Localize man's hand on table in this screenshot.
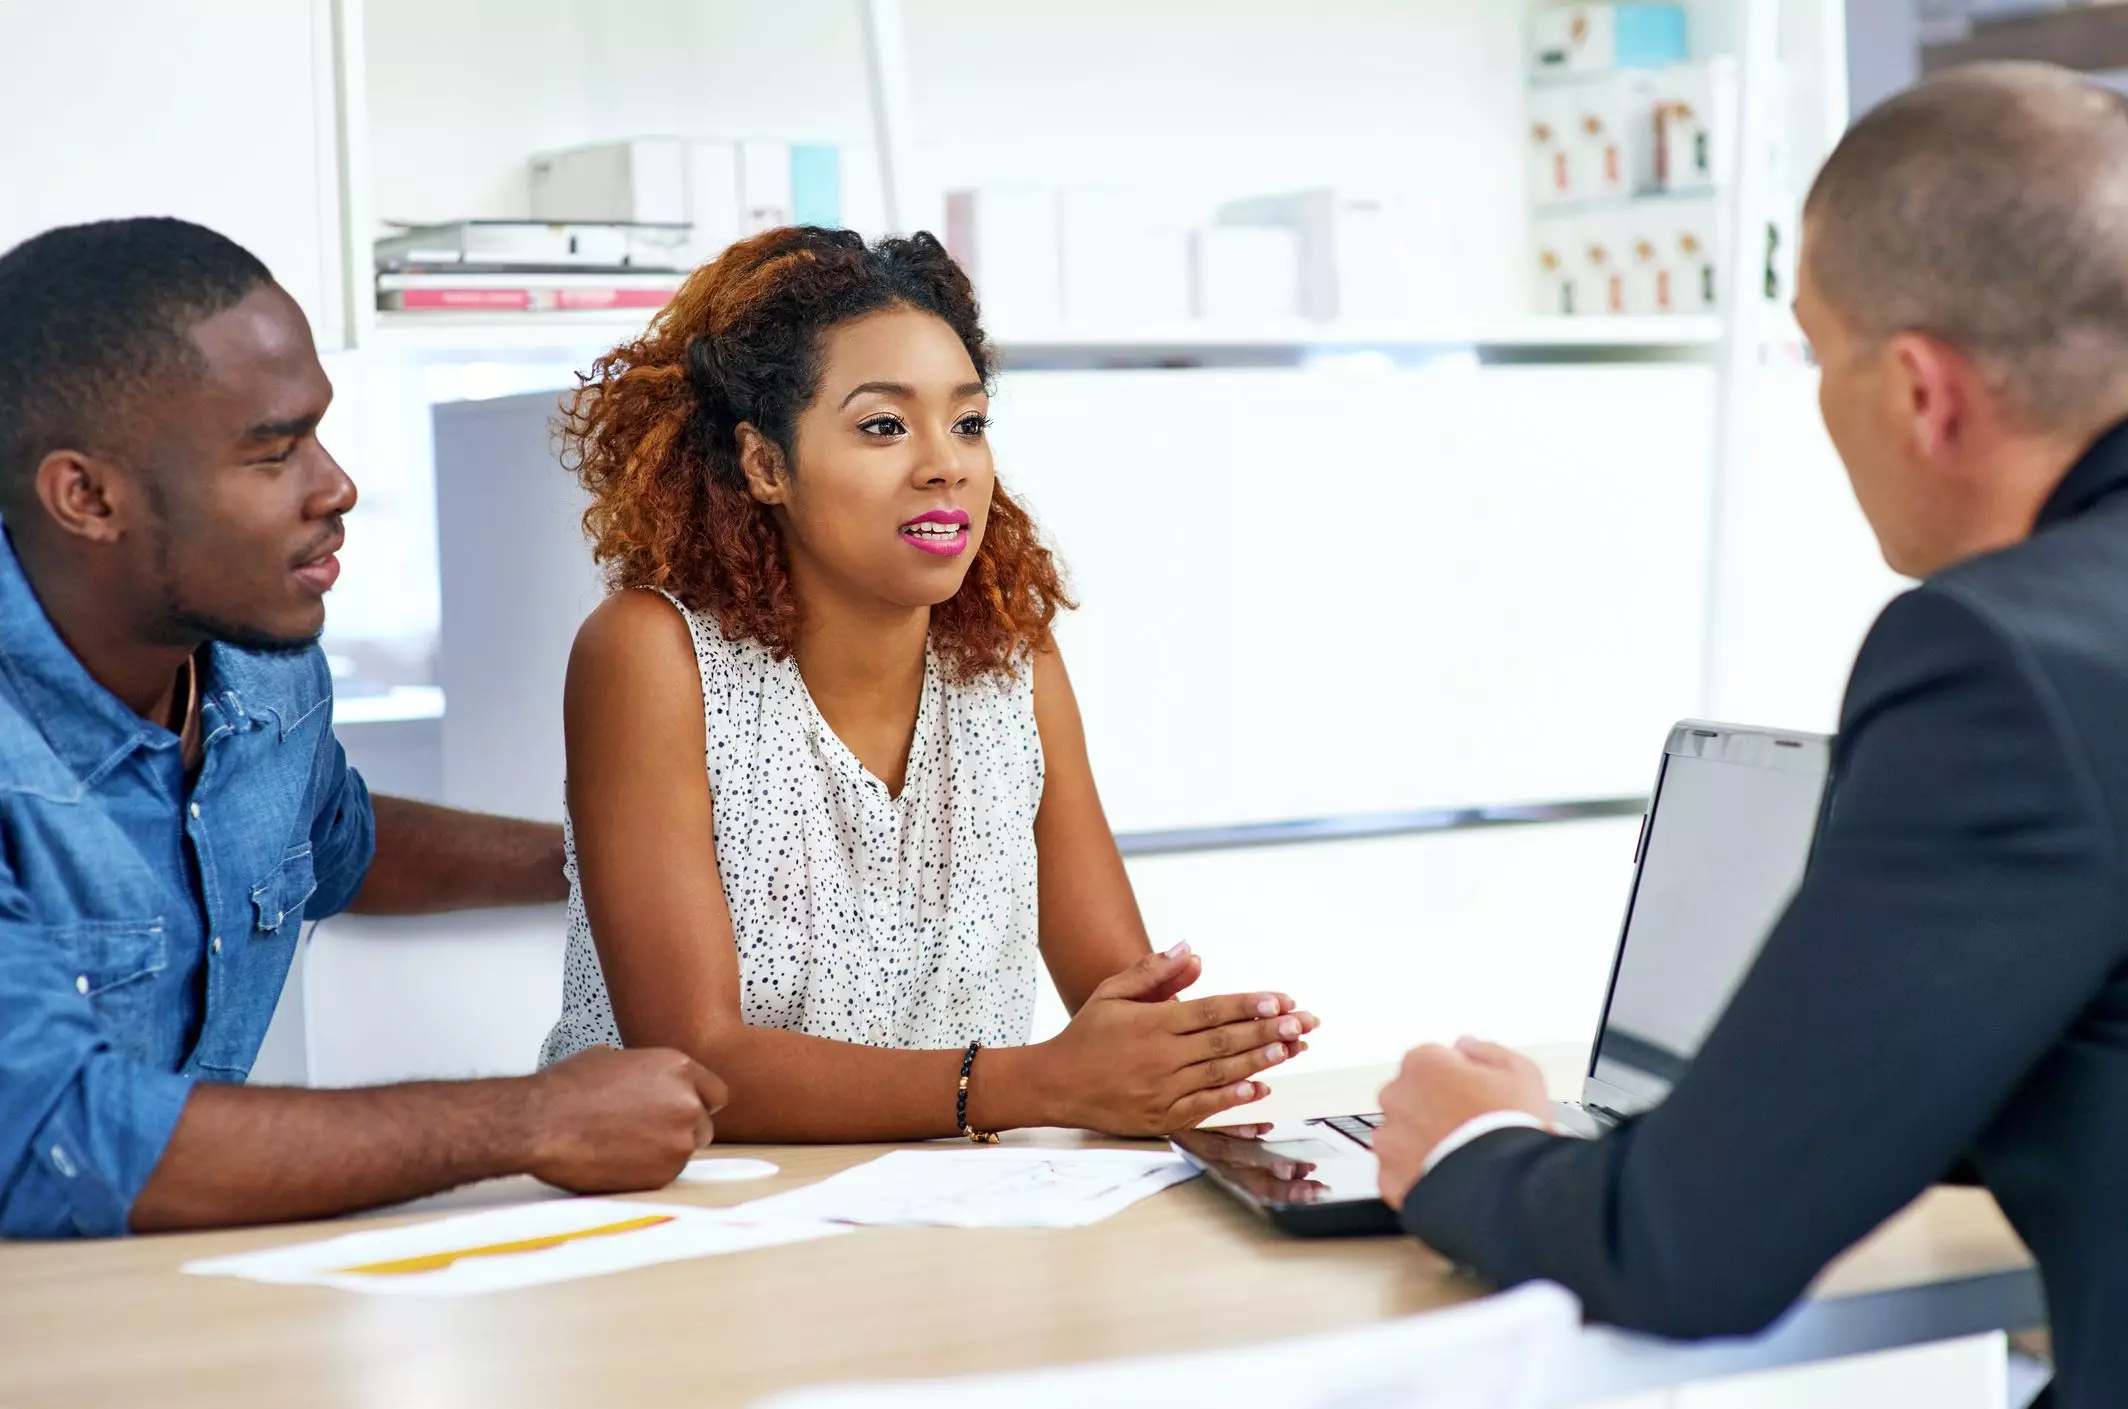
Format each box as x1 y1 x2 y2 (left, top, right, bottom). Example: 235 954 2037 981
523 1047 731 1192
1374 1038 1552 1211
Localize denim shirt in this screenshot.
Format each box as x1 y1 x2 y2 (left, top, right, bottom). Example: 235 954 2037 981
0 531 375 1237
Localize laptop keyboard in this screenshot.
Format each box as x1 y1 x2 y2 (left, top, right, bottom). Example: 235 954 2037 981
1313 1113 1383 1149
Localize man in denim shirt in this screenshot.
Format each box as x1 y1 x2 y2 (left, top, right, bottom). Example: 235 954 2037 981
0 218 729 1238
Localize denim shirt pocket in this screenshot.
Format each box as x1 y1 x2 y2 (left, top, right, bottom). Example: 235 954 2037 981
51 919 169 1062
251 844 319 937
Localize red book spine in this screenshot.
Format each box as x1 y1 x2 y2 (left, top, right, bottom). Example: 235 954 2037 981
387 286 675 311
552 287 674 310
393 288 534 310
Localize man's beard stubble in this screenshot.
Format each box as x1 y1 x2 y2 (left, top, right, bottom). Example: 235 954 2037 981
145 508 322 656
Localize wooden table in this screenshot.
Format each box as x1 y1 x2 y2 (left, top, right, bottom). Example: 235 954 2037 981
0 1055 2039 1408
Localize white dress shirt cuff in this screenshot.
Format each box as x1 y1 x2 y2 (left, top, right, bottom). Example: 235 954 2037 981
1420 1109 1553 1178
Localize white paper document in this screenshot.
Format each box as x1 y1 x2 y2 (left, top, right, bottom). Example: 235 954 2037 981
741 1147 1199 1229
182 1199 847 1297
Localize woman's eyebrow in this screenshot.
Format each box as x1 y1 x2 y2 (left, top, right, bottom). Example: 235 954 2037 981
837 379 988 409
839 380 913 409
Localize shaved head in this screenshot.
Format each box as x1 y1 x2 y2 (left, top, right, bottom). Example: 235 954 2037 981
1805 61 2128 433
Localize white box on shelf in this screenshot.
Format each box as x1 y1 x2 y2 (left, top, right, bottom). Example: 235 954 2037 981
1529 85 1580 208
1214 188 1418 321
1618 202 1675 316
945 186 1064 326
1189 226 1303 320
1335 197 1436 323
1566 72 1665 201
1647 195 1793 315
1664 194 1723 314
528 139 688 225
1530 3 1688 77
1574 210 1629 317
1531 212 1585 317
373 221 685 272
741 139 794 234
1058 189 1192 325
685 140 743 261
839 141 889 239
1654 57 1740 192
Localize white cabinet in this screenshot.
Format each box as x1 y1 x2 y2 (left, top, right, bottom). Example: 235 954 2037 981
0 0 347 348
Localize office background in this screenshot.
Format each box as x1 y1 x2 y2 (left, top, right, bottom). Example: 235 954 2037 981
4 2 2088 1403
1 0 1904 1080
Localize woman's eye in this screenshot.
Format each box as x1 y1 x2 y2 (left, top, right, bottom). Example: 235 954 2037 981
954 414 992 437
857 414 907 437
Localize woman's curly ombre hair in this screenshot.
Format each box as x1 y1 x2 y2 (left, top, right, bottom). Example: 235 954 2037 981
560 226 1070 680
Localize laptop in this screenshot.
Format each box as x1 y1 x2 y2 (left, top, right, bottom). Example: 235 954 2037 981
1171 719 1832 1236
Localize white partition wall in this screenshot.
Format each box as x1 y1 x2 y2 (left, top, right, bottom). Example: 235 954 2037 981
997 365 1717 831
303 908 568 1086
421 366 1718 836
434 391 604 823
1702 367 1906 729
1052 816 1650 1075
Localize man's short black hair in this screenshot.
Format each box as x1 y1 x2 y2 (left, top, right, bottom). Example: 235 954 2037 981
0 217 272 519
1805 62 2128 430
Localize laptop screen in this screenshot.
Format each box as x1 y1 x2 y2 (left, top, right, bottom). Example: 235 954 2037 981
1587 728 1829 1115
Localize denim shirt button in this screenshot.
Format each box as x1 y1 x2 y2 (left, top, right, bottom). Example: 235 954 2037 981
188 802 201 820
50 1145 77 1179
73 974 87 995
210 936 222 955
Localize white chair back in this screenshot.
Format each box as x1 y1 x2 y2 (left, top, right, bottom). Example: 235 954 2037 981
299 905 566 1087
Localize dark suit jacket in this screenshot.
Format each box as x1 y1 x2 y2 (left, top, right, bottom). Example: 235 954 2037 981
1404 420 2128 1409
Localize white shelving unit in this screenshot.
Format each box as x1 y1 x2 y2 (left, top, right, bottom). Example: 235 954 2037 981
993 316 1726 357
0 0 1859 734
333 0 1853 717
367 310 658 358
336 0 1821 365
367 309 1726 365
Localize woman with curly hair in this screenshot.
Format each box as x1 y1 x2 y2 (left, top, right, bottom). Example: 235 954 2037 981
539 227 1316 1141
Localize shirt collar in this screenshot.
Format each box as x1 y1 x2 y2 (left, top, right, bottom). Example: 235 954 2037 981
0 525 297 787
0 525 173 785
2038 415 2128 530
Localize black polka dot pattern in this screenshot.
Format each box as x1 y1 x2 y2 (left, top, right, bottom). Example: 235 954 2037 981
539 589 1045 1065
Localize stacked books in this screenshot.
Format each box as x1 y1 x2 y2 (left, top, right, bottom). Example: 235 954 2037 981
375 220 688 314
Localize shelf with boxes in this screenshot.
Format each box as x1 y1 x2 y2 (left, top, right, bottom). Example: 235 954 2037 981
343 1 1812 367
368 135 878 324
1525 2 1795 321
366 171 1728 365
946 184 1449 330
986 316 1722 370
365 175 1726 365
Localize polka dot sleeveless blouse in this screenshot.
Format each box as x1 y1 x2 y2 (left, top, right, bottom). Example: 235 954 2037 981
540 589 1045 1066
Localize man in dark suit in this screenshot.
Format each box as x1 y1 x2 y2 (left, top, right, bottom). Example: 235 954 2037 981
1372 62 2128 1409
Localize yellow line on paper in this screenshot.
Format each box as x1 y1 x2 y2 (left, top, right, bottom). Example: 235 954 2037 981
338 1214 676 1277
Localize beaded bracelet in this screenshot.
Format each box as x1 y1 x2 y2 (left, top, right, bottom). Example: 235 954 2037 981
956 1040 1001 1144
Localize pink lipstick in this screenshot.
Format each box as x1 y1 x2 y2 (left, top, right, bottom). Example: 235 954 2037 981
900 508 970 558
